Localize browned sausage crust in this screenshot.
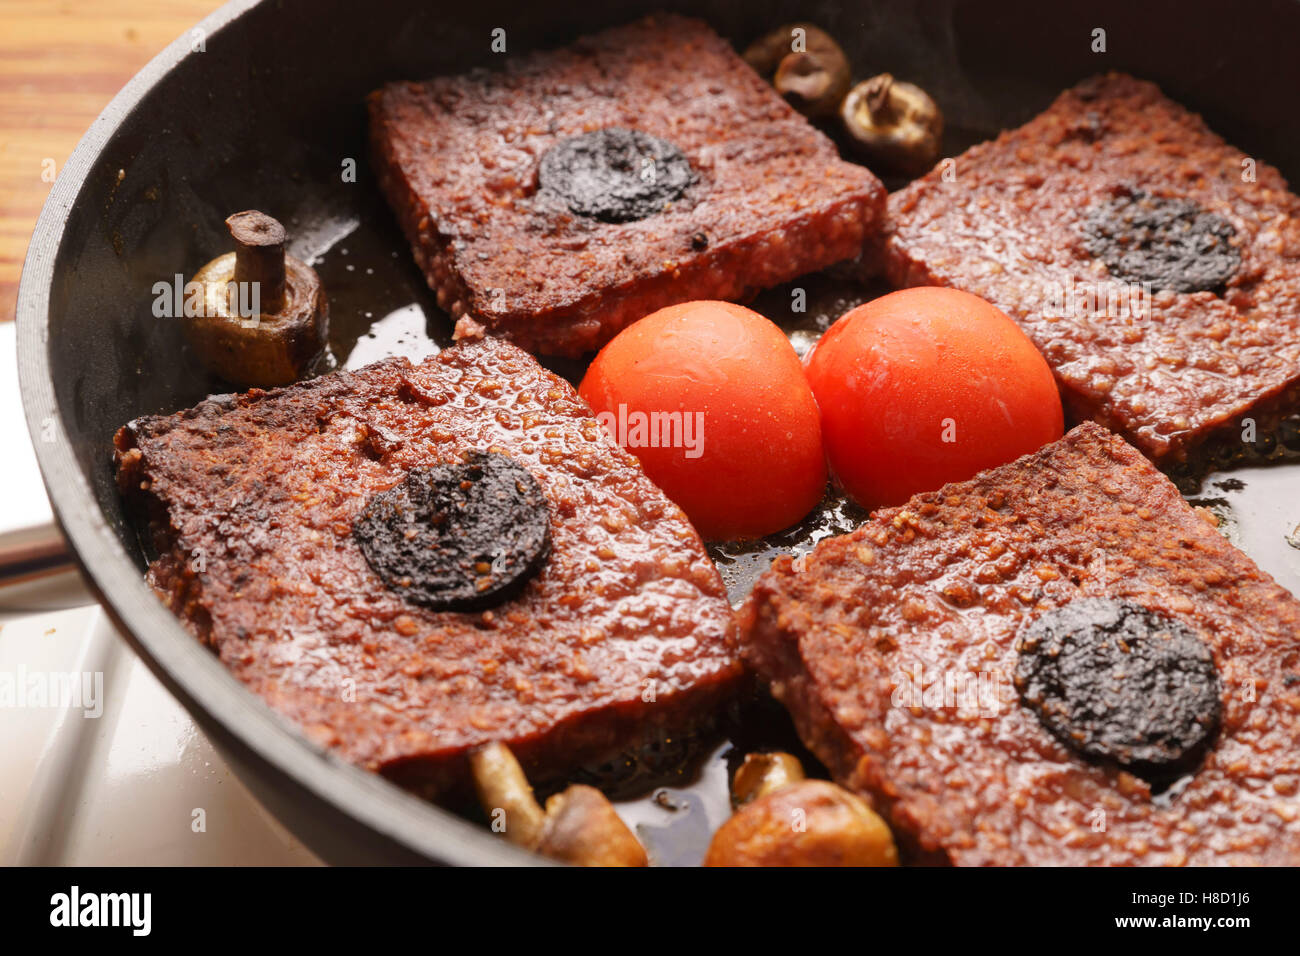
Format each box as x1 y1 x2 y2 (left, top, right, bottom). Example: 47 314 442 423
115 338 742 795
368 14 885 357
741 422 1300 865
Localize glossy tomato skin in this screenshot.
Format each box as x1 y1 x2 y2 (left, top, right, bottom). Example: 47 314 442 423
579 301 826 540
804 287 1063 508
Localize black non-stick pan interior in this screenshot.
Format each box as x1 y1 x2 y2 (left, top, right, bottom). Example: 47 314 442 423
18 0 1300 863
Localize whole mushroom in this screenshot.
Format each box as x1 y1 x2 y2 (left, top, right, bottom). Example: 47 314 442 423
841 73 944 176
704 751 898 867
183 210 329 388
743 23 851 119
469 741 648 867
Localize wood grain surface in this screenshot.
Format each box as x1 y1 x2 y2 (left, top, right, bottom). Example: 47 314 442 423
0 0 220 322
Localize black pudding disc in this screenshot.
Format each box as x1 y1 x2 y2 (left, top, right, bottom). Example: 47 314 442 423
353 452 551 612
1014 598 1222 782
1082 189 1240 293
538 127 695 223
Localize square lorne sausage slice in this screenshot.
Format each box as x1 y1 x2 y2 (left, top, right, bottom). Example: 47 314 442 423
115 338 741 795
741 422 1300 865
880 73 1300 466
369 14 885 357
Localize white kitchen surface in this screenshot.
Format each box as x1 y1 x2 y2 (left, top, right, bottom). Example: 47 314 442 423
0 603 320 865
2 326 319 866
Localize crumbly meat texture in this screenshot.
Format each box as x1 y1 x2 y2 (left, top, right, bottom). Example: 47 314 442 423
740 422 1300 865
114 338 742 794
879 73 1300 465
369 14 886 357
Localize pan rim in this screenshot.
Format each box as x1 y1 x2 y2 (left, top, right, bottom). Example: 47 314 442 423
14 0 544 867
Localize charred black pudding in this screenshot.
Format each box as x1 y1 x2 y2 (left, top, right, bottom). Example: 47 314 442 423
1014 597 1222 783
538 128 695 223
354 451 551 611
1082 189 1239 293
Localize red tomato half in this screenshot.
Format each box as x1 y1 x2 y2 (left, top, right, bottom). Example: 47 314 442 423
579 301 826 540
804 287 1063 508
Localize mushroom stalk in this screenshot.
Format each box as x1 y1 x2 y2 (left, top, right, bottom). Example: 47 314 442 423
469 741 648 867
227 210 287 313
863 73 895 120
469 741 548 849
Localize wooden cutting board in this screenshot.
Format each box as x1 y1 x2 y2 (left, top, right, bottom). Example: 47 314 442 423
0 0 219 323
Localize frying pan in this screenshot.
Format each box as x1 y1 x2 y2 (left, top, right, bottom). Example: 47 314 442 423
16 0 1300 865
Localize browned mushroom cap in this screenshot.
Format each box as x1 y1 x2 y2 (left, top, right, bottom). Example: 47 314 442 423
469 741 648 866
537 786 648 867
183 210 328 388
743 22 833 76
704 779 898 867
732 751 806 806
773 48 850 119
743 23 851 119
841 73 943 176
